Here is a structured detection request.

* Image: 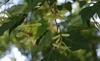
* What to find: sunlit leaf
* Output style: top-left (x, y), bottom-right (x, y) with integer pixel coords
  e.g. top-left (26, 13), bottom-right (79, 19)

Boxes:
top-left (43, 13), bottom-right (67, 23)
top-left (34, 20), bottom-right (49, 40)
top-left (58, 10), bottom-right (68, 16)
top-left (55, 37), bottom-right (60, 44)
top-left (18, 23), bottom-right (42, 29)
top-left (56, 15), bottom-right (67, 20)
top-left (16, 32), bottom-right (25, 37)
top-left (38, 30), bottom-right (53, 50)
top-left (62, 34), bottom-right (70, 37)
top-left (52, 35), bottom-right (60, 40)
top-left (8, 4), bottom-right (26, 16)
top-left (53, 43), bottom-right (60, 49)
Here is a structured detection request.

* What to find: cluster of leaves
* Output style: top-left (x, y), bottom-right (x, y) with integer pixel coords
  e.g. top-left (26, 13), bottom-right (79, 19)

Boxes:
top-left (80, 1), bottom-right (100, 27)
top-left (0, 0), bottom-right (100, 61)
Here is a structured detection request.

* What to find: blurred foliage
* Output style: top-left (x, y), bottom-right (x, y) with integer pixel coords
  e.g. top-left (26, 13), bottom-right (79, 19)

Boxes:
top-left (0, 0), bottom-right (100, 61)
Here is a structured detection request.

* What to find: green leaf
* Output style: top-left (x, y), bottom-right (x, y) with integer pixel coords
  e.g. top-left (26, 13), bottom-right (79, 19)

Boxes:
top-left (18, 23), bottom-right (42, 28)
top-left (43, 13), bottom-right (67, 23)
top-left (41, 50), bottom-right (58, 61)
top-left (52, 35), bottom-right (60, 40)
top-left (79, 7), bottom-right (95, 24)
top-left (16, 32), bottom-right (25, 37)
top-left (63, 31), bottom-right (90, 51)
top-left (65, 2), bottom-right (72, 12)
top-left (36, 30), bottom-right (47, 45)
top-left (34, 20), bottom-right (49, 40)
top-left (26, 0), bottom-right (44, 12)
top-left (9, 14), bottom-right (27, 35)
top-left (38, 30), bottom-right (53, 51)
top-left (41, 50), bottom-right (67, 61)
top-left (31, 45), bottom-right (39, 56)
top-left (79, 1), bottom-right (86, 7)
top-left (8, 4), bottom-right (26, 16)
top-left (61, 34), bottom-right (70, 37)
top-left (32, 30), bottom-right (53, 56)
top-left (57, 5), bottom-right (63, 10)
top-left (0, 16), bottom-right (20, 36)
top-left (58, 10), bottom-right (68, 15)
top-left (43, 13), bottom-right (55, 22)
top-left (92, 2), bottom-right (100, 18)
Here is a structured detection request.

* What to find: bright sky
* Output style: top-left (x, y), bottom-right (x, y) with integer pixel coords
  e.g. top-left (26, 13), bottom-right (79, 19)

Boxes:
top-left (0, 46), bottom-right (29, 61)
top-left (0, 0), bottom-right (23, 11)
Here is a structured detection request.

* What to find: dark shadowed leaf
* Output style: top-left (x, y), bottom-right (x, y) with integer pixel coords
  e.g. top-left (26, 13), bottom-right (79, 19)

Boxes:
top-left (41, 50), bottom-right (67, 61)
top-left (65, 2), bottom-right (72, 12)
top-left (57, 5), bottom-right (63, 10)
top-left (63, 31), bottom-right (90, 51)
top-left (0, 16), bottom-right (20, 36)
top-left (79, 7), bottom-right (94, 22)
top-left (9, 14), bottom-right (27, 35)
top-left (41, 50), bottom-right (58, 61)
top-left (79, 7), bottom-right (95, 26)
top-left (79, 1), bottom-right (86, 7)
top-left (57, 2), bottom-right (72, 11)
top-left (92, 2), bottom-right (100, 18)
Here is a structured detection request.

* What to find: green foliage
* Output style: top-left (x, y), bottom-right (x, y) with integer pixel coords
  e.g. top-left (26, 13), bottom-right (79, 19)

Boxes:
top-left (42, 49), bottom-right (68, 61)
top-left (9, 14), bottom-right (27, 35)
top-left (80, 2), bottom-right (100, 26)
top-left (26, 0), bottom-right (44, 12)
top-left (0, 16), bottom-right (20, 35)
top-left (0, 0), bottom-right (100, 61)
top-left (34, 20), bottom-right (49, 40)
top-left (79, 1), bottom-right (86, 7)
top-left (93, 2), bottom-right (100, 18)
top-left (8, 4), bottom-right (26, 16)
top-left (80, 7), bottom-right (94, 25)
top-left (31, 30), bottom-right (53, 56)
top-left (63, 31), bottom-right (90, 51)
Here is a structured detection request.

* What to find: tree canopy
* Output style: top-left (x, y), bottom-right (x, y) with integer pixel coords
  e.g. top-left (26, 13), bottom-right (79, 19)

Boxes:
top-left (0, 0), bottom-right (100, 61)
